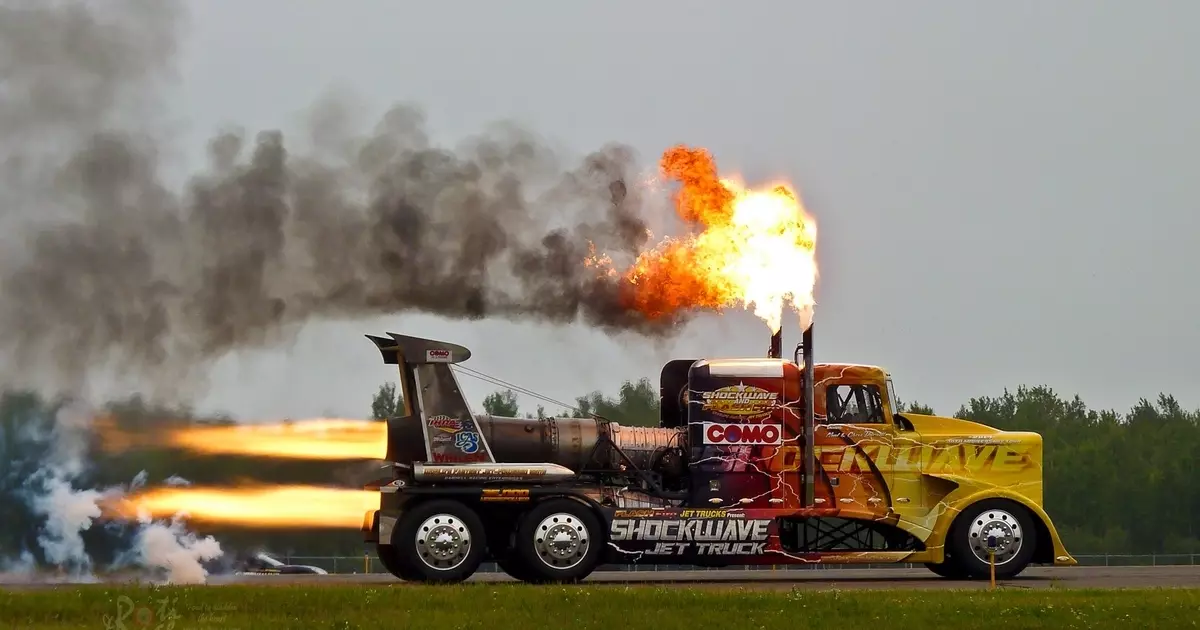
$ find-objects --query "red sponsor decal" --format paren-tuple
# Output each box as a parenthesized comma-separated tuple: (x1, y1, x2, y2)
(703, 422, 782, 446)
(426, 349, 452, 362)
(428, 415, 465, 434)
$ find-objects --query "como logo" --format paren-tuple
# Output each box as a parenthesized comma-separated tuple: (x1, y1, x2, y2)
(703, 422, 782, 446)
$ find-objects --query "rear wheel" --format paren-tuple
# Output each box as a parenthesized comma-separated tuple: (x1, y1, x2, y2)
(484, 510, 538, 581)
(391, 499, 486, 583)
(511, 498, 604, 583)
(376, 543, 421, 580)
(496, 556, 538, 581)
(949, 499, 1037, 580)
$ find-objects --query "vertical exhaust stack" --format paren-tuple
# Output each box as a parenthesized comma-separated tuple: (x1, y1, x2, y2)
(771, 324, 816, 506)
(800, 324, 815, 507)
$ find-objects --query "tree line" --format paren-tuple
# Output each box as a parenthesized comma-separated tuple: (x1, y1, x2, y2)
(0, 378, 1195, 571)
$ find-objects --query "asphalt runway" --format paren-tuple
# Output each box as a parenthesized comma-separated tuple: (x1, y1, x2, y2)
(2, 565, 1195, 590)
(204, 565, 1200, 590)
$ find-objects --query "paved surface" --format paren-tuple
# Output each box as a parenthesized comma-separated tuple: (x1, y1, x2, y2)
(210, 565, 1199, 590)
(3, 565, 1197, 590)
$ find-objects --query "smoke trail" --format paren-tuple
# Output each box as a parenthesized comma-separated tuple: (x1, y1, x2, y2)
(0, 0, 691, 402)
(0, 391, 222, 584)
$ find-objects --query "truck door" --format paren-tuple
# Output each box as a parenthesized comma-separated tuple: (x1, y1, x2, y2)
(816, 381, 897, 521)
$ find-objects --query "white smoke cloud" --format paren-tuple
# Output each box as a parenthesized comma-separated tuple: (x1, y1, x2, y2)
(125, 511, 223, 585)
(3, 399, 225, 584)
(29, 478, 104, 571)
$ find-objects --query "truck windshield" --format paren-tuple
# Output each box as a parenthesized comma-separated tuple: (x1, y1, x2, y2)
(886, 378, 899, 412)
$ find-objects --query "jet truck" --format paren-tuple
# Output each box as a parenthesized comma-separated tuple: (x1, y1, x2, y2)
(361, 327, 1076, 583)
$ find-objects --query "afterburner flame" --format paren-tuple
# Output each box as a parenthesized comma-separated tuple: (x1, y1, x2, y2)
(603, 145, 818, 333)
(107, 485, 377, 529)
(100, 417, 387, 461)
(165, 418, 386, 460)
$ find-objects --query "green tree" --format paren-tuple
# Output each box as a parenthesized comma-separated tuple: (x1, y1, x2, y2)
(898, 400, 935, 415)
(370, 382, 401, 420)
(574, 377, 659, 427)
(482, 389, 520, 417)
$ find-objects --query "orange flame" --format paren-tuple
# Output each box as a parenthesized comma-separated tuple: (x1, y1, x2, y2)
(98, 417, 387, 461)
(164, 418, 386, 460)
(106, 484, 377, 529)
(604, 145, 818, 333)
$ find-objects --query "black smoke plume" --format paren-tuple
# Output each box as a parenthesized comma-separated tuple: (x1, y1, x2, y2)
(0, 0, 689, 399)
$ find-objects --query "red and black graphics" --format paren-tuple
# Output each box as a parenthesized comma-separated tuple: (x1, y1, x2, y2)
(603, 507, 781, 564)
(686, 359, 804, 508)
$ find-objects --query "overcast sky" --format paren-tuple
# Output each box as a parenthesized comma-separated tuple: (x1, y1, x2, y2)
(161, 1, 1199, 421)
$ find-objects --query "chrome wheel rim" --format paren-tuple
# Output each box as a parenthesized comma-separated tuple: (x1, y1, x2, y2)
(414, 513, 472, 571)
(532, 512, 589, 570)
(967, 508, 1023, 565)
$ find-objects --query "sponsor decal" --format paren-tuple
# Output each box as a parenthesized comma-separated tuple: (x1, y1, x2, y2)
(613, 509, 662, 518)
(480, 488, 530, 502)
(610, 517, 772, 556)
(700, 384, 778, 419)
(679, 509, 741, 519)
(454, 430, 480, 454)
(941, 436, 1021, 446)
(757, 443, 1037, 475)
(703, 422, 782, 446)
(426, 348, 452, 363)
(428, 415, 466, 434)
(421, 465, 547, 481)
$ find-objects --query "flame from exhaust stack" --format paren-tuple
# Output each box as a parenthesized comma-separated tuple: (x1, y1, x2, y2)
(107, 485, 378, 529)
(594, 145, 818, 333)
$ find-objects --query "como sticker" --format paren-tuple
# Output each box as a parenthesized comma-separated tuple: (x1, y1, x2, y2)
(426, 348, 452, 362)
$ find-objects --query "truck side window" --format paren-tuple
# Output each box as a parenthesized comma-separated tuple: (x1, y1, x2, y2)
(826, 384, 886, 424)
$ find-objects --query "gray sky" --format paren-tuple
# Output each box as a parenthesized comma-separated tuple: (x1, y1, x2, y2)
(164, 1, 1198, 421)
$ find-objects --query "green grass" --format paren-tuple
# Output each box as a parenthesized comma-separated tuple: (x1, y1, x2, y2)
(1, 584, 1197, 629)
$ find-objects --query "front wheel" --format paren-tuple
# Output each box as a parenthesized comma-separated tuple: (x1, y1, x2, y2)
(924, 560, 967, 579)
(948, 499, 1037, 580)
(391, 499, 486, 583)
(511, 498, 604, 583)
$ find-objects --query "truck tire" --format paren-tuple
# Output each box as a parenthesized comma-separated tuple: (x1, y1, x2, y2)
(391, 499, 486, 583)
(496, 556, 538, 581)
(948, 498, 1037, 580)
(511, 498, 603, 583)
(486, 515, 538, 582)
(376, 543, 420, 581)
(924, 560, 967, 579)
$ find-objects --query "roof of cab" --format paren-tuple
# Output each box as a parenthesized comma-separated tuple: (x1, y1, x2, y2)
(815, 362, 891, 378)
(693, 358, 890, 379)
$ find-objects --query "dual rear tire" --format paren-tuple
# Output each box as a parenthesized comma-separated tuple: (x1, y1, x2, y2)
(506, 498, 604, 583)
(378, 499, 487, 583)
(378, 497, 604, 584)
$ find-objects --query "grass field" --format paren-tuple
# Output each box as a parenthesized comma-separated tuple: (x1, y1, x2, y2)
(1, 584, 1197, 629)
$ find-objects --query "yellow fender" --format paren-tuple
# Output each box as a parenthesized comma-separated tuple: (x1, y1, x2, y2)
(927, 484, 1077, 566)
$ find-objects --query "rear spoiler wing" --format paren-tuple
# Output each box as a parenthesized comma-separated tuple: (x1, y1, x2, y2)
(366, 332, 496, 465)
(366, 333, 472, 366)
